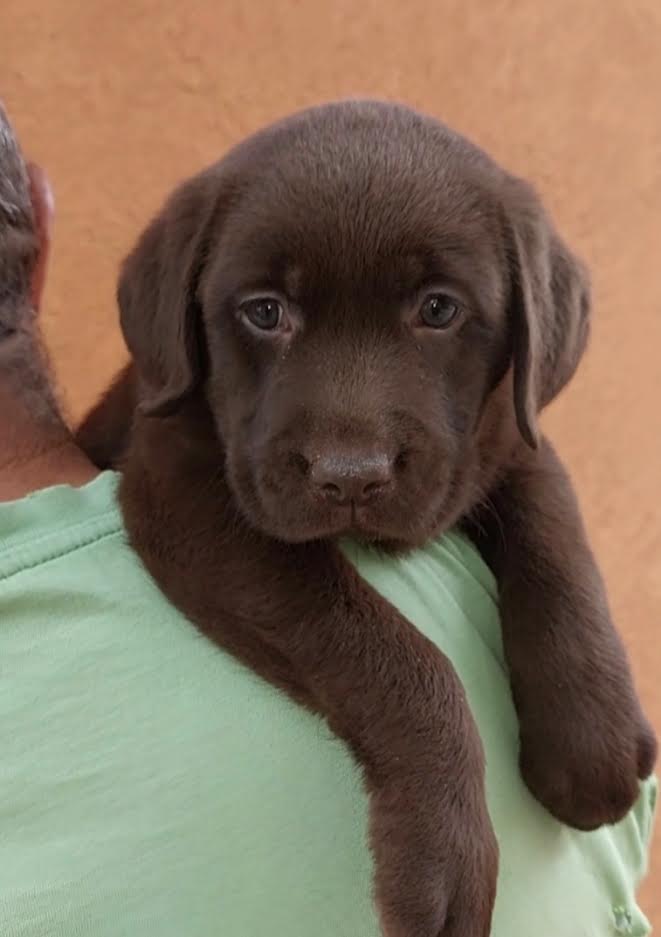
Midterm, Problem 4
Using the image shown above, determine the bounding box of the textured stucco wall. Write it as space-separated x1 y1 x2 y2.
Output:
3 0 660 923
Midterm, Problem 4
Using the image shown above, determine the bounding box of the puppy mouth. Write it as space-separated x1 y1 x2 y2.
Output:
311 500 387 540
251 489 451 547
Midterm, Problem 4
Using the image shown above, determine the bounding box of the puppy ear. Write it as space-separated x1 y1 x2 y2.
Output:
505 181 591 448
118 171 220 416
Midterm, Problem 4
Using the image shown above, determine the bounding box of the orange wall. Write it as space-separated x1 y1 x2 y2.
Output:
3 0 660 924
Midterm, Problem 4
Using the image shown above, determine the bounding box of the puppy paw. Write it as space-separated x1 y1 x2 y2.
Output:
518 695 657 831
371 774 498 937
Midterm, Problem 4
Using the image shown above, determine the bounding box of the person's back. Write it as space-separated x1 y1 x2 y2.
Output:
0 471 655 936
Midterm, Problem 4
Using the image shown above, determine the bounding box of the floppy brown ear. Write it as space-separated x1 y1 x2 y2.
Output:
505 180 591 448
118 170 221 416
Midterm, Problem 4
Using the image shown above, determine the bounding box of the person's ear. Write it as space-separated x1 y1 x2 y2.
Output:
27 164 54 313
118 170 222 416
504 179 591 448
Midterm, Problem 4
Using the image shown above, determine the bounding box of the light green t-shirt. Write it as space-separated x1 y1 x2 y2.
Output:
0 472 655 937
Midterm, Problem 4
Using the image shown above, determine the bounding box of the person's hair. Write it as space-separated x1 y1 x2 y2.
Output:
0 104 65 435
0 104 37 331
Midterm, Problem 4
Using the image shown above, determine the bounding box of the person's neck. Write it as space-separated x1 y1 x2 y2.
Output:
0 327 97 502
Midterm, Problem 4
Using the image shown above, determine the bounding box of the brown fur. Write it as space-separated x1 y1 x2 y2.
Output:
78 100 656 937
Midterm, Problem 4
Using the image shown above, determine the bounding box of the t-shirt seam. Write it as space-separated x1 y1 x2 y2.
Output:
0 507 120 555
0 514 124 583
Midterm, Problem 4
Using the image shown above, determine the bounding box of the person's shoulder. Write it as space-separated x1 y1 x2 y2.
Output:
342 530 501 666
0 471 123 582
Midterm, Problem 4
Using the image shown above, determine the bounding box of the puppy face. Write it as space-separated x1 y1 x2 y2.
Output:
119 101 590 547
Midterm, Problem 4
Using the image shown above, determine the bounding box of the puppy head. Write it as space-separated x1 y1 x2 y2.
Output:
119 101 589 546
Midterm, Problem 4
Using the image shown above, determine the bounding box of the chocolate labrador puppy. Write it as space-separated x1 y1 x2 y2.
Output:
78 100 656 936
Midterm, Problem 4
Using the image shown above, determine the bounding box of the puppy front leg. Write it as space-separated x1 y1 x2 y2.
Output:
305 557 498 937
469 438 656 829
121 418 498 937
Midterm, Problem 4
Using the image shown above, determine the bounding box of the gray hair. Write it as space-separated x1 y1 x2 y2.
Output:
0 103 37 330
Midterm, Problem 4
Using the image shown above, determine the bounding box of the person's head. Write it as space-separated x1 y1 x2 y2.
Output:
118 100 590 547
0 104 38 335
0 105 79 503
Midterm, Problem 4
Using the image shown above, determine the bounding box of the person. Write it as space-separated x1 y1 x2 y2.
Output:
0 105 656 937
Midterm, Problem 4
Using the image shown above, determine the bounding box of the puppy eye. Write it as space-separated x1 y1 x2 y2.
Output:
419 293 462 329
240 297 284 331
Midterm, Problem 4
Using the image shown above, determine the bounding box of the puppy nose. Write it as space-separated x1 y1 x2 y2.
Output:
310 451 393 505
